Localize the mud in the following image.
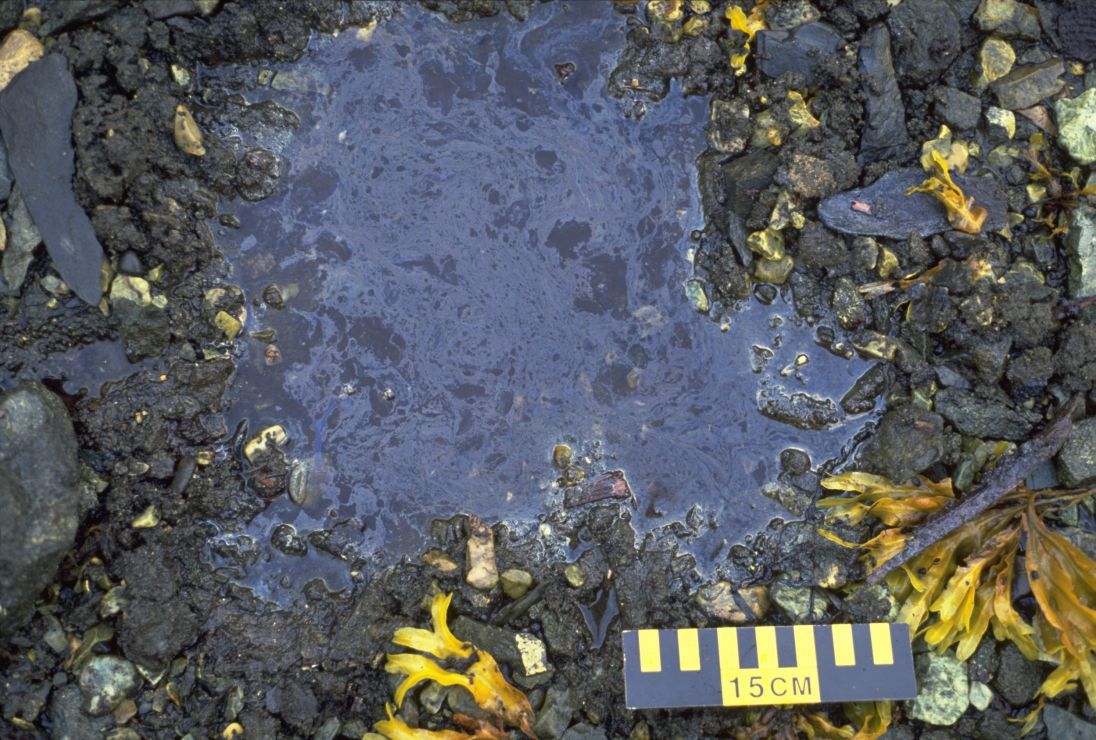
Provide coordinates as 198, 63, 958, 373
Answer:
0, 1, 1093, 739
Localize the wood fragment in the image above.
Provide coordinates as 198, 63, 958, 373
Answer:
866, 394, 1083, 585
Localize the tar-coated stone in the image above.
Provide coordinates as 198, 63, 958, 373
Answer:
754, 22, 842, 85
0, 54, 105, 304
0, 383, 80, 637
934, 387, 1037, 441
859, 24, 909, 164
991, 60, 1064, 111
1056, 417, 1096, 487
933, 86, 982, 131
860, 406, 945, 482
1058, 4, 1096, 61
886, 0, 961, 85
817, 168, 1008, 239
1043, 704, 1096, 739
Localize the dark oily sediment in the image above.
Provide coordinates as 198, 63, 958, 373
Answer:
0, 54, 105, 304
817, 168, 1008, 239
0, 383, 81, 637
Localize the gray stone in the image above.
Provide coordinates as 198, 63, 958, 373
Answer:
968, 681, 993, 711
1065, 205, 1096, 299
0, 383, 80, 637
974, 0, 1042, 39
906, 651, 969, 726
0, 54, 105, 304
534, 686, 576, 740
1043, 704, 1096, 739
1057, 417, 1096, 487
859, 24, 909, 164
451, 616, 522, 667
771, 583, 827, 622
764, 0, 821, 30
79, 655, 140, 716
991, 60, 1064, 110
887, 0, 962, 85
934, 388, 1038, 441
48, 684, 112, 740
934, 86, 982, 131
1, 187, 41, 294
755, 22, 842, 85
817, 168, 1007, 240
860, 406, 945, 482
1056, 87, 1096, 166
993, 642, 1043, 706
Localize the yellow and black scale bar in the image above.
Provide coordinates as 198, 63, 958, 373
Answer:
623, 623, 916, 709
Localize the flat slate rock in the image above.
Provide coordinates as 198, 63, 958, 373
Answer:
817, 168, 1007, 240
755, 22, 842, 84
0, 54, 104, 304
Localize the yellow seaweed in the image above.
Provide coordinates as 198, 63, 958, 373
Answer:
726, 2, 767, 76
906, 149, 987, 234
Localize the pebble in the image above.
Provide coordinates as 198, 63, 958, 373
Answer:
173, 104, 205, 156
978, 37, 1015, 86
991, 59, 1064, 110
563, 564, 585, 588
0, 30, 43, 91
465, 516, 498, 590
1056, 417, 1096, 487
1055, 87, 1096, 165
1065, 204, 1096, 299
933, 87, 981, 131
859, 24, 909, 164
905, 651, 969, 726
694, 581, 769, 623
500, 568, 534, 600
984, 106, 1015, 140
79, 655, 140, 716
968, 681, 993, 712
1, 188, 41, 294
770, 583, 827, 622
973, 0, 1041, 40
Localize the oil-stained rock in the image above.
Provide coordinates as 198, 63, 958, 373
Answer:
754, 22, 842, 84
933, 388, 1038, 441
0, 383, 80, 637
0, 54, 105, 304
817, 168, 1007, 239
1056, 417, 1096, 487
757, 387, 841, 430
991, 60, 1064, 111
858, 24, 908, 164
1058, 4, 1096, 62
860, 406, 945, 482
886, 0, 961, 86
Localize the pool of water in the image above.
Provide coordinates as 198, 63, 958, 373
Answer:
214, 2, 872, 597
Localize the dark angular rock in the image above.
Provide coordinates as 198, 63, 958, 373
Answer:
755, 22, 842, 85
933, 86, 982, 131
1043, 704, 1096, 739
860, 406, 945, 482
859, 24, 909, 164
974, 0, 1042, 40
817, 168, 1008, 240
1056, 417, 1096, 487
0, 54, 105, 304
1058, 4, 1096, 62
887, 0, 962, 85
0, 383, 81, 637
757, 388, 841, 430
841, 363, 887, 414
991, 60, 1064, 110
993, 642, 1044, 706
934, 388, 1038, 441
